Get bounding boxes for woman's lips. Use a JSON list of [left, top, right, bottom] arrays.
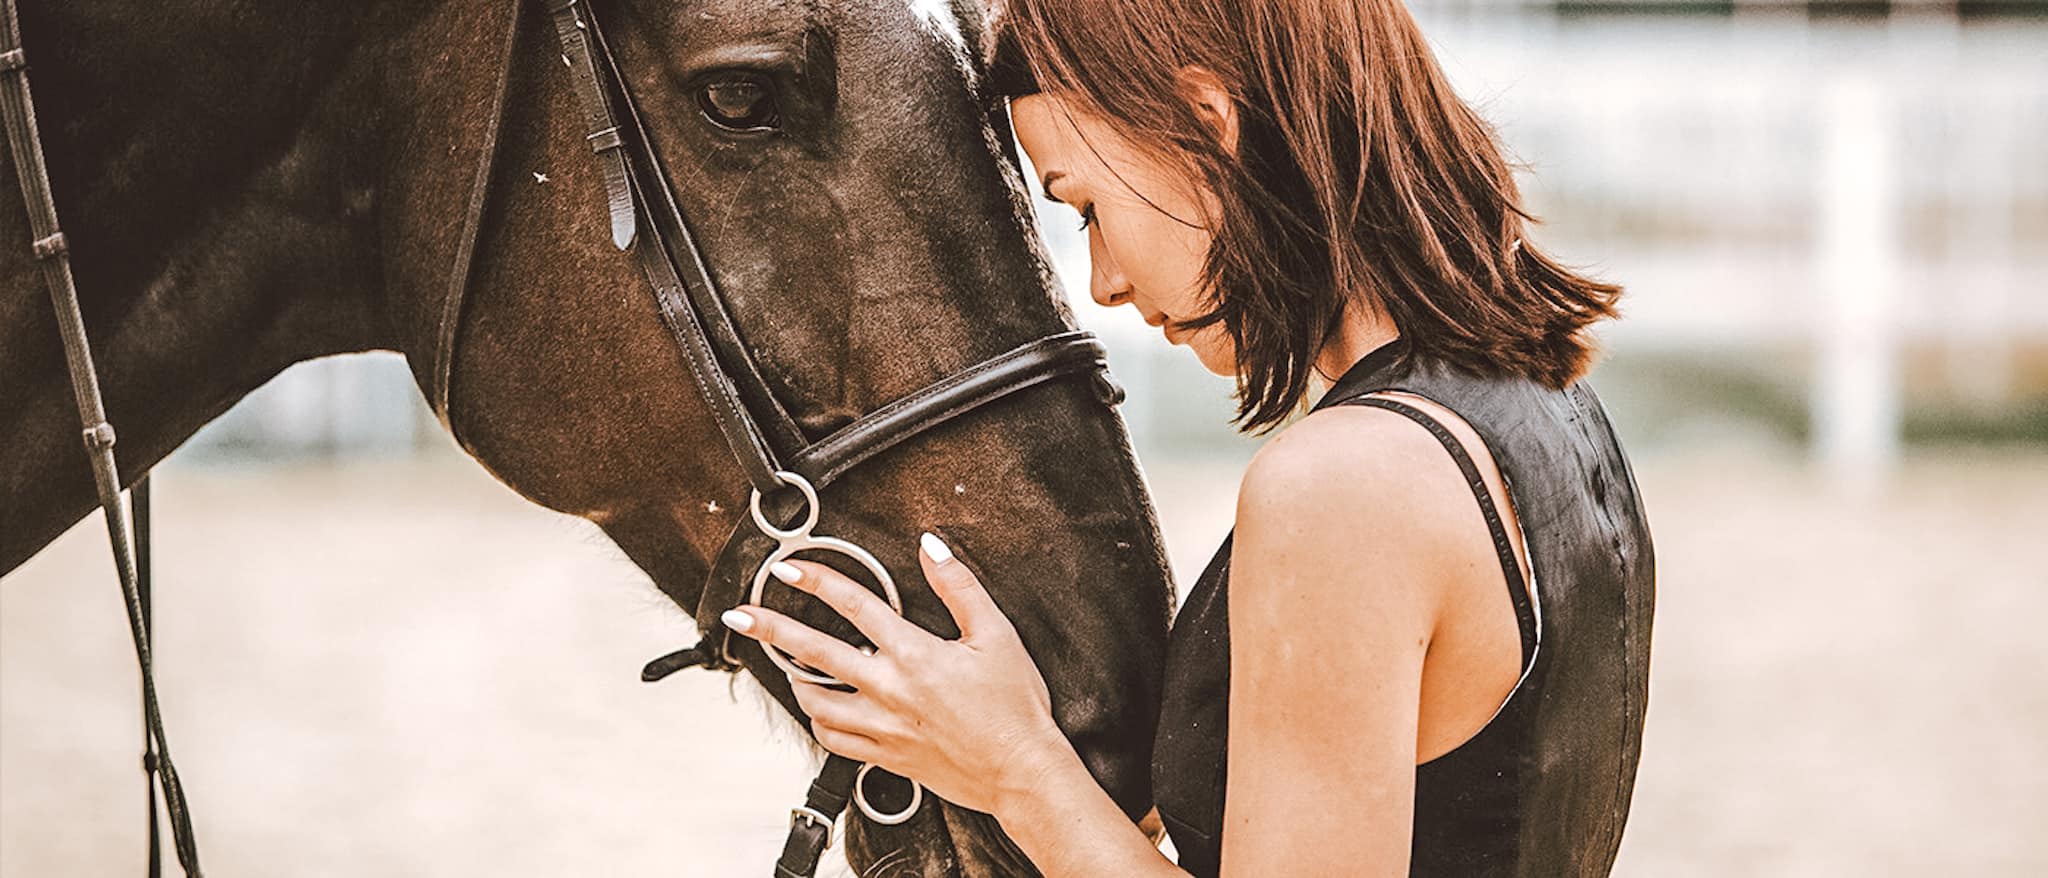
[[1141, 310, 1181, 344]]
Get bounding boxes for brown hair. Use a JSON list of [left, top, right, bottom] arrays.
[[997, 0, 1623, 432]]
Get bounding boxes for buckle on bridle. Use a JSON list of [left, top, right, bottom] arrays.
[[789, 805, 835, 845]]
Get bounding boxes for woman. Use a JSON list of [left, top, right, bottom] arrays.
[[723, 0, 1655, 874]]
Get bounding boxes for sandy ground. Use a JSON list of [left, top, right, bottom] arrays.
[[4, 447, 2045, 876]]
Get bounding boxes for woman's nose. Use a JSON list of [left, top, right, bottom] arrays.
[[1088, 226, 1133, 308]]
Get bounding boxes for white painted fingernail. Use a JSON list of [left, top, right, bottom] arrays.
[[920, 532, 954, 564], [721, 609, 754, 633], [769, 561, 802, 584]]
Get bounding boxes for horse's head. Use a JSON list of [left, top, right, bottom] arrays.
[[429, 0, 1174, 873]]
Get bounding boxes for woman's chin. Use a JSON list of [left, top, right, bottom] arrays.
[[1158, 325, 1235, 377], [1189, 340, 1236, 378]]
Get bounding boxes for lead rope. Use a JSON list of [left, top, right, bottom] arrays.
[[0, 2, 202, 873]]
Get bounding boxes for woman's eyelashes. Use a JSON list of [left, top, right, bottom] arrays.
[[1039, 179, 1094, 230]]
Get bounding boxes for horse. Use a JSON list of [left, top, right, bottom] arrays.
[[0, 0, 1175, 874]]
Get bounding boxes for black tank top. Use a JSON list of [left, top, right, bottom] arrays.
[[1151, 338, 1656, 876]]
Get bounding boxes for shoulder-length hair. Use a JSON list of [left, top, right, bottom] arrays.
[[996, 0, 1623, 432]]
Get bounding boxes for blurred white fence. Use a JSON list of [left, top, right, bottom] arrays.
[[1423, 10, 2048, 486]]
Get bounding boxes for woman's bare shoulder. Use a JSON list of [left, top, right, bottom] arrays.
[[1236, 403, 1481, 555]]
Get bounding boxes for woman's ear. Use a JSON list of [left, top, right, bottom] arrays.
[[1175, 65, 1239, 156]]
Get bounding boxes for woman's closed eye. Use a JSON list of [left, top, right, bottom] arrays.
[[1038, 174, 1095, 231]]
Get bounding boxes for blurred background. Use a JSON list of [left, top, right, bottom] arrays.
[[5, 1, 2043, 875]]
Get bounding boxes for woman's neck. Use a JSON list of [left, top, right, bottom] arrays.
[[1312, 306, 1402, 385]]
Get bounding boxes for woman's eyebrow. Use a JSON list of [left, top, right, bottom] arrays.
[[1039, 170, 1067, 204]]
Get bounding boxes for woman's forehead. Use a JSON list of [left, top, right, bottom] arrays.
[[1012, 95, 1098, 159]]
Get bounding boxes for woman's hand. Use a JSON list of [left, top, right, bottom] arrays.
[[721, 532, 1069, 816]]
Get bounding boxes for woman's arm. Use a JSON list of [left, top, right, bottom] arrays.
[[989, 732, 1187, 876], [1217, 407, 1456, 874], [999, 407, 1459, 874]]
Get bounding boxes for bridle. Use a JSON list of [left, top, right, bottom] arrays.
[[443, 1, 1123, 871], [5, 0, 1120, 875], [447, 1, 1122, 871]]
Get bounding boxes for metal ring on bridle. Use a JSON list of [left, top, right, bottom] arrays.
[[749, 469, 820, 540], [746, 471, 906, 687], [854, 763, 923, 825]]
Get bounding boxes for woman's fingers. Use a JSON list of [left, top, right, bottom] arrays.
[[766, 558, 919, 652], [917, 532, 1010, 641], [795, 681, 889, 762], [811, 722, 884, 765], [794, 680, 888, 736], [721, 605, 873, 686]]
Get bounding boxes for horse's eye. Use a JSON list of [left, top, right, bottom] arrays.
[[698, 76, 780, 131]]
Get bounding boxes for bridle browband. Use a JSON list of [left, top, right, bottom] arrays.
[[6, 0, 1122, 874]]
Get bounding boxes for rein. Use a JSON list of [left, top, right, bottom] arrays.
[[0, 0, 202, 873]]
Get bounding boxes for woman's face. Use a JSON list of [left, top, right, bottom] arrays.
[[1011, 94, 1236, 376]]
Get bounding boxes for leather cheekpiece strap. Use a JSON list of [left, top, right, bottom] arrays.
[[631, 179, 788, 493], [774, 755, 861, 878], [580, 5, 797, 495]]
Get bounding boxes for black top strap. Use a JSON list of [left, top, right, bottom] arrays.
[[1346, 396, 1537, 669]]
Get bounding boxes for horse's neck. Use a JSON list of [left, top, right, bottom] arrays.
[[0, 2, 403, 573]]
